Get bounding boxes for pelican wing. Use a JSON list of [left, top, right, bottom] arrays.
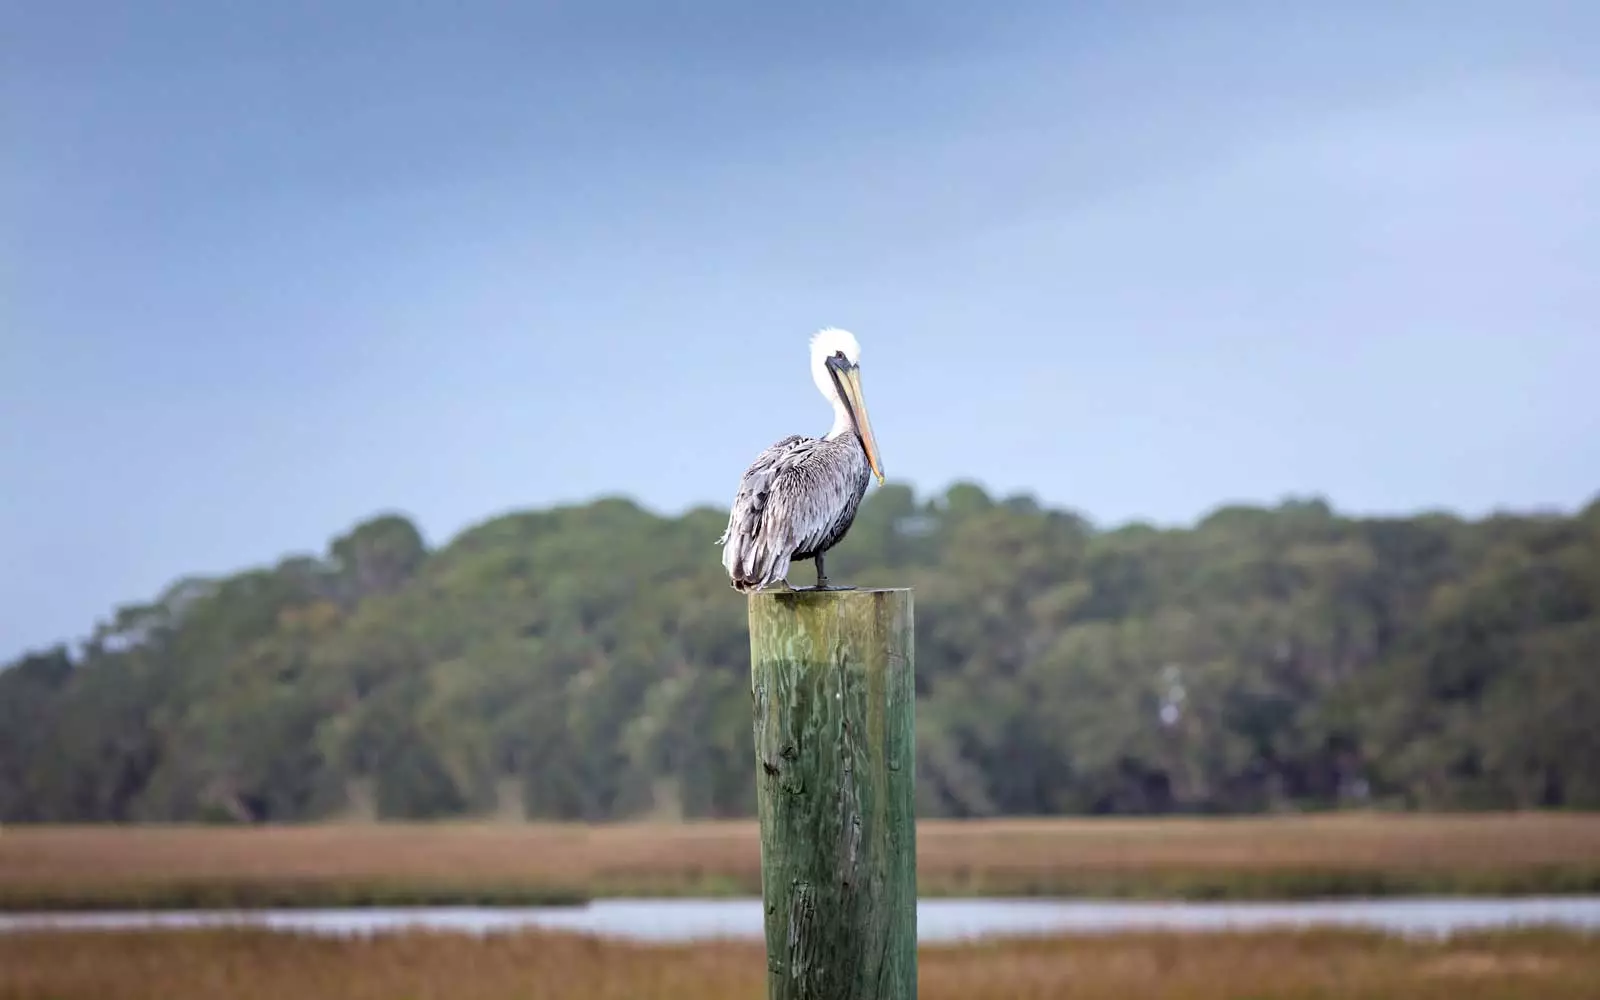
[[718, 434, 862, 591]]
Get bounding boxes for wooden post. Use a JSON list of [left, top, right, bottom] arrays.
[[748, 587, 916, 1000]]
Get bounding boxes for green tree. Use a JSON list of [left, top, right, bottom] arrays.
[[4, 485, 1596, 823]]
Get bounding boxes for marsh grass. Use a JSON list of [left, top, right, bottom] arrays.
[[2, 927, 1597, 1000], [4, 813, 1599, 910]]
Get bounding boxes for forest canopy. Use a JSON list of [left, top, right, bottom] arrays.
[[3, 483, 1597, 823]]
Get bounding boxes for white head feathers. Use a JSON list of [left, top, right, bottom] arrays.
[[810, 327, 861, 366], [809, 327, 863, 439]]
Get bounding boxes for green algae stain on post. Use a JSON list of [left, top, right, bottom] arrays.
[[749, 588, 916, 1000]]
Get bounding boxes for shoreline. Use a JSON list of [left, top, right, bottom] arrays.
[[5, 813, 1598, 912]]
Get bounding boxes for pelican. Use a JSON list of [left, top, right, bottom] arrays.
[[717, 327, 885, 592]]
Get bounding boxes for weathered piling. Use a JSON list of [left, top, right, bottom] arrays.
[[748, 587, 916, 1000]]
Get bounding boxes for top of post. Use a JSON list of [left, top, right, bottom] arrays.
[[749, 587, 911, 602], [750, 587, 911, 594]]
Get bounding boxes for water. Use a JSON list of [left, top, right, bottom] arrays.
[[3, 897, 1598, 942]]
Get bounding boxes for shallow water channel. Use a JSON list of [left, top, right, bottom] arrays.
[[4, 896, 1599, 942]]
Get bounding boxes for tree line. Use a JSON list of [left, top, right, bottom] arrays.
[[2, 482, 1596, 823]]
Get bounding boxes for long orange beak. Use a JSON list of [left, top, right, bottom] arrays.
[[835, 365, 884, 485]]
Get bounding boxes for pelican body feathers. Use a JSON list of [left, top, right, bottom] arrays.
[[719, 432, 872, 592]]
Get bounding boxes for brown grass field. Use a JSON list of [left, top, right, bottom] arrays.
[[3, 812, 1599, 910], [3, 926, 1599, 1000]]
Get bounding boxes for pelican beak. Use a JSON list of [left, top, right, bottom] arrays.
[[831, 362, 885, 485]]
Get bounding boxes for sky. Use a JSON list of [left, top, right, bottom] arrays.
[[4, 1, 1599, 659]]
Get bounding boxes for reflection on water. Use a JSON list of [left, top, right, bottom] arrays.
[[2, 897, 1598, 942]]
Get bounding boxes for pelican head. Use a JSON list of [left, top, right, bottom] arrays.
[[810, 327, 884, 485]]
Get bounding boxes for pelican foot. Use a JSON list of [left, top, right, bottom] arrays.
[[805, 553, 857, 592]]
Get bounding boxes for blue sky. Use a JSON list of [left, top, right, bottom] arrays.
[[4, 2, 1598, 658]]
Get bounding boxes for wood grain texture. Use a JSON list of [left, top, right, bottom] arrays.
[[748, 587, 916, 1000]]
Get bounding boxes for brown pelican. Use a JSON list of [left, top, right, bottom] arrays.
[[718, 327, 885, 592]]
